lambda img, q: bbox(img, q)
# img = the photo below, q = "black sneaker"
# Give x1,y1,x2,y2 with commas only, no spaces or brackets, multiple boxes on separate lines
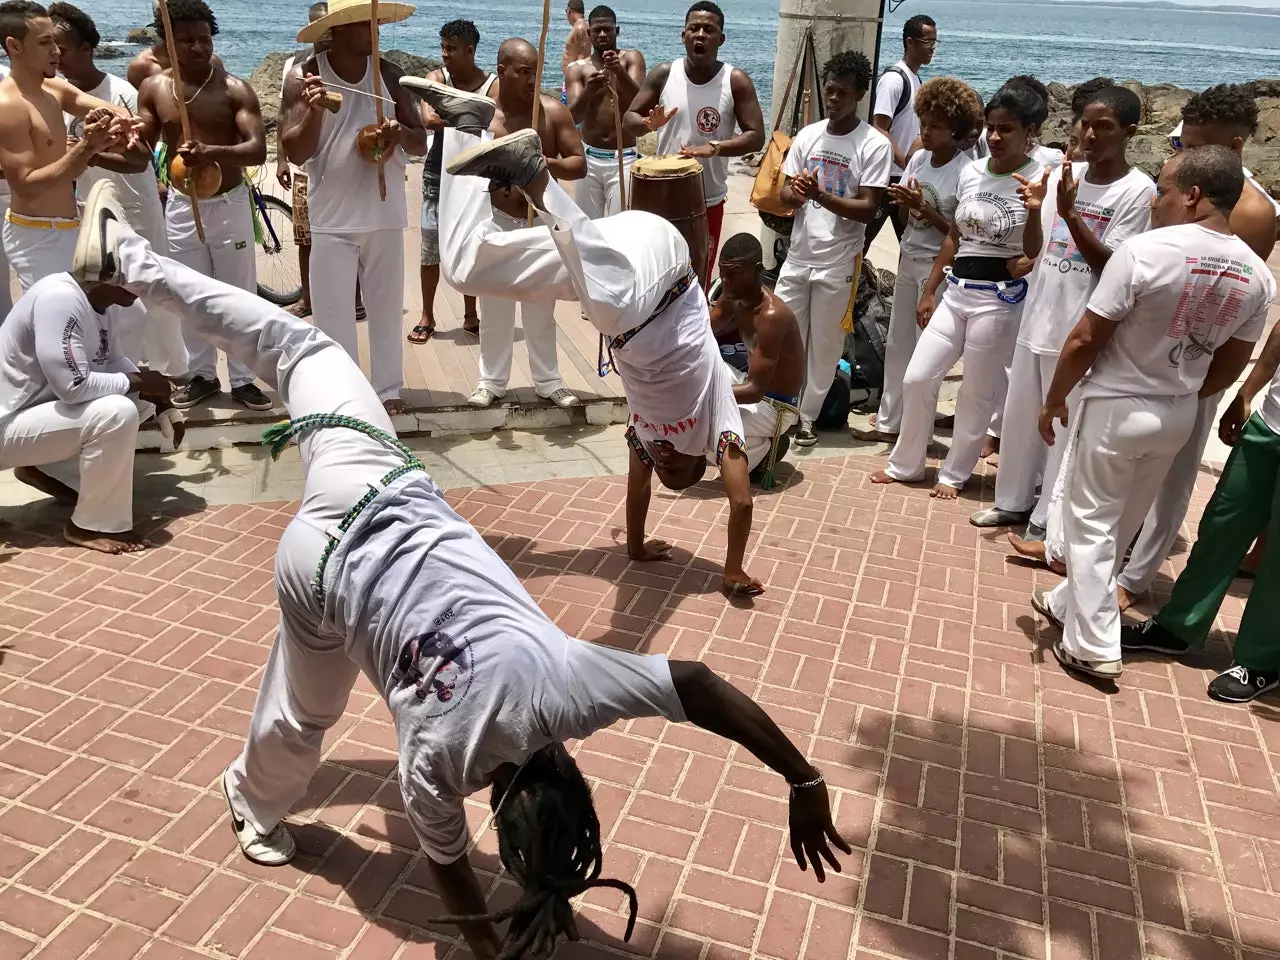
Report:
1207,663,1280,703
398,77,497,134
1120,619,1191,657
795,419,818,447
171,375,221,409
231,383,273,411
445,129,546,189
73,179,128,285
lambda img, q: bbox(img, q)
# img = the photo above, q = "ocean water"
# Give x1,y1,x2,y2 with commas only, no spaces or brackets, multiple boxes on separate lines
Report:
84,0,1280,116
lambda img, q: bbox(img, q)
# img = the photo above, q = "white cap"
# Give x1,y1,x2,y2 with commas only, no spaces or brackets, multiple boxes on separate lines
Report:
1169,120,1183,141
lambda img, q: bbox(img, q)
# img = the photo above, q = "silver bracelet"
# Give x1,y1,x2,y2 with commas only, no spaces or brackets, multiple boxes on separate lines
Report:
789,774,824,792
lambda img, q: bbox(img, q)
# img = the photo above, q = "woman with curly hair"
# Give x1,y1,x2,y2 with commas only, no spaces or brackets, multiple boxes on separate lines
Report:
858,76,982,443
872,78,1048,499
775,49,893,447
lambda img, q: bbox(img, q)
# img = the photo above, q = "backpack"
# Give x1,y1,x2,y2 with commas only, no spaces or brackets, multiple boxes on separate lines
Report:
872,65,912,123
816,261,892,428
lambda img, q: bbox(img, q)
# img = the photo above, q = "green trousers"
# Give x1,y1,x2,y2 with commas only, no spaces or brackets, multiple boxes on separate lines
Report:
1154,413,1280,670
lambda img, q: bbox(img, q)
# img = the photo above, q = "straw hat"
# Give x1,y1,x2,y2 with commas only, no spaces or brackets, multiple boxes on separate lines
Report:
297,0,415,43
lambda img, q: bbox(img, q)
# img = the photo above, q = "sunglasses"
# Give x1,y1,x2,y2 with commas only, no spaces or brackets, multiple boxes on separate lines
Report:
912,37,939,48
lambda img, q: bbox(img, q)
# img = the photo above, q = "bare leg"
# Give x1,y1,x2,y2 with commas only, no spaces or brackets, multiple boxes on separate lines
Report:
410,263,439,343
1117,584,1137,613
14,466,77,505
932,482,961,500
463,294,480,335
285,244,312,318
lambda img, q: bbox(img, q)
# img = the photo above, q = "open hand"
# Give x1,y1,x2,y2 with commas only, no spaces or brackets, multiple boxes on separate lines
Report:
1013,167,1051,212
628,538,673,562
789,778,852,883
789,171,817,201
1039,401,1068,445
887,177,924,212
643,105,677,131
680,142,716,160
1056,159,1079,218
1219,393,1251,446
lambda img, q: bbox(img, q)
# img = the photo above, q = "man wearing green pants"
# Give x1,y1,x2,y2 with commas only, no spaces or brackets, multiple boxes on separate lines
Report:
1122,319,1280,703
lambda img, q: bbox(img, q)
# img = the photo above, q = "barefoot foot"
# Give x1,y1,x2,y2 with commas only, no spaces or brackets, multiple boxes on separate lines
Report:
931,482,960,500
980,435,999,460
851,426,899,443
383,398,408,417
14,466,78,505
1117,585,1137,613
63,521,152,554
1008,532,1067,575
870,469,900,485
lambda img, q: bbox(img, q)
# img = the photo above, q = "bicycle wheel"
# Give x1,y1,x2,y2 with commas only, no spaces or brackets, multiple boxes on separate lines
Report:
254,193,304,306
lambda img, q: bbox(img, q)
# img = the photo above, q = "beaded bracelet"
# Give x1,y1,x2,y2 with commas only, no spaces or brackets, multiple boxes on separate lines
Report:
789,774,825,793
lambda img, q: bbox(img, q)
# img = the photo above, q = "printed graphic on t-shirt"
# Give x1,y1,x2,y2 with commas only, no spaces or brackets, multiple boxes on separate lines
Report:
395,615,474,716
1045,202,1114,273
956,191,1020,246
805,149,854,205
1166,255,1257,367
696,106,722,134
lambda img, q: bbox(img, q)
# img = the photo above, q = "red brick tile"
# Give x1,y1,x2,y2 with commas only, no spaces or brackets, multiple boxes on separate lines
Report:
275,897,366,947
758,892,811,960
0,886,71,937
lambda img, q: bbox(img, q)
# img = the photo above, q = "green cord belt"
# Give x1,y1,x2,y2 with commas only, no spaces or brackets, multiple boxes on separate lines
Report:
759,396,800,490
262,413,425,607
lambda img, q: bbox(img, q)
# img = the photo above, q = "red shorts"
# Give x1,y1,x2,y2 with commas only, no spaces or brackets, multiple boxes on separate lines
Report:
707,199,726,269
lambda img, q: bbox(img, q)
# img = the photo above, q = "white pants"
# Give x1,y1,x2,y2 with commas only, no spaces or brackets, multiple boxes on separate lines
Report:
106,222,406,837
167,186,257,388
1116,393,1220,595
0,194,13,318
727,365,799,470
577,149,637,219
989,359,1010,439
2,216,79,292
773,258,857,423
1045,394,1198,662
310,228,405,402
0,394,139,532
886,281,1023,487
114,190,187,376
477,209,565,396
994,345,1074,528
876,256,936,434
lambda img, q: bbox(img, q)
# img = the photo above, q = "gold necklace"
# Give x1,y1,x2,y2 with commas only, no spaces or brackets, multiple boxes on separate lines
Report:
170,65,215,106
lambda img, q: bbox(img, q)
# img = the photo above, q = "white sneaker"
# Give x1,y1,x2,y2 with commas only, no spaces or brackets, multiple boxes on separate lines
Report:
222,768,296,866
540,387,579,409
468,386,502,408
74,180,128,286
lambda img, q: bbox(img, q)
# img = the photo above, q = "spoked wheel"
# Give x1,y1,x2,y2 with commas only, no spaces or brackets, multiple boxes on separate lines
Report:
254,193,303,306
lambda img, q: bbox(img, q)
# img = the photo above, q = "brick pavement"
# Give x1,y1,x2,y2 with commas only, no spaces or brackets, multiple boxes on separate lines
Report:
1,452,1279,960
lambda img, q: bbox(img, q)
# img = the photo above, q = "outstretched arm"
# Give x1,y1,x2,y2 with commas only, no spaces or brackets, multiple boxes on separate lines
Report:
427,858,501,959
669,660,851,880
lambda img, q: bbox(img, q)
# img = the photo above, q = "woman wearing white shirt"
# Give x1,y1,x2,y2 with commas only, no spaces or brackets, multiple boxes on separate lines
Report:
872,79,1047,498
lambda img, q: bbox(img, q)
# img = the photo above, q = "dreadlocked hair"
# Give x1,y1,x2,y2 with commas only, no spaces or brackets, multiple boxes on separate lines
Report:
433,745,638,959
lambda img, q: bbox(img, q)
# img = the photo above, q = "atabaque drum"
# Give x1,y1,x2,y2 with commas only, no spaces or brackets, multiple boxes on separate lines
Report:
629,155,710,289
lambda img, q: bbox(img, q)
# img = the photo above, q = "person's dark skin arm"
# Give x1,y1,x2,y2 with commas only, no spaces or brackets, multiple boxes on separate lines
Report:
427,858,501,960
622,64,671,138
735,307,782,404
1220,319,1280,444
871,114,909,171
281,65,326,166
180,79,267,168
807,182,884,223
88,132,151,174
544,99,586,181
680,68,763,159
669,660,851,880
1015,168,1048,260
719,446,760,595
917,226,959,327
612,49,646,113
1038,310,1118,444
386,62,428,157
565,60,606,125
1199,336,1257,400
625,445,670,561
888,178,949,233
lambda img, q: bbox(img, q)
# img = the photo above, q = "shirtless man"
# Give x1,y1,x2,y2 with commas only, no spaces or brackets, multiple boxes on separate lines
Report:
409,18,494,344
711,232,803,486
467,37,584,410
564,4,645,218
0,0,144,292
125,0,222,89
560,0,590,103
137,0,273,412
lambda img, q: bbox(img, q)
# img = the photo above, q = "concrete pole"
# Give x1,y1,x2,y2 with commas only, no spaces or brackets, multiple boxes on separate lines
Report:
761,0,886,271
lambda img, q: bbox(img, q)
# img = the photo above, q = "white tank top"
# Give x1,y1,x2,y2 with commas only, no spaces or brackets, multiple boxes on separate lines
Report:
656,59,735,206
305,52,408,234
441,67,497,96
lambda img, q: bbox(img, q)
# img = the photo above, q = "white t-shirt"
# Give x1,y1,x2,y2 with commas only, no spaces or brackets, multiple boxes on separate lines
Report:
0,64,8,201
0,274,134,428
872,60,920,176
1019,164,1155,356
953,157,1043,260
63,73,160,214
783,119,892,269
1083,223,1274,400
1259,366,1280,437
325,477,687,864
1031,145,1065,169
898,149,967,262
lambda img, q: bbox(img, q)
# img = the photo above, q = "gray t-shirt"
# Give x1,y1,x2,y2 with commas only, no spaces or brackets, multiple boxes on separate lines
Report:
324,478,686,863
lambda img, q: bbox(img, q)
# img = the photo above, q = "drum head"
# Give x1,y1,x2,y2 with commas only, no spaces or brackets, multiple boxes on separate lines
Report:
632,154,704,178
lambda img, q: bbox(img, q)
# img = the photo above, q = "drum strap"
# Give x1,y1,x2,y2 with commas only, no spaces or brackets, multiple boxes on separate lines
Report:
597,267,696,377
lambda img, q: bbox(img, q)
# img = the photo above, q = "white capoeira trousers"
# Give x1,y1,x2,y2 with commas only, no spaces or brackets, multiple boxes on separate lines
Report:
773,259,857,423
110,221,407,837
2,215,79,292
725,364,799,470
166,186,258,388
477,208,567,397
0,394,139,532
0,193,14,318
1116,392,1220,596
993,344,1075,528
886,280,1023,488
310,228,405,403
1044,394,1198,662
877,256,937,435
577,148,637,219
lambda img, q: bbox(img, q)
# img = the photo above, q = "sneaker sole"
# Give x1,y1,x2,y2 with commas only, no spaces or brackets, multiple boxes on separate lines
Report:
794,437,818,447
221,770,295,866
233,397,275,412
399,76,496,108
1121,641,1190,658
445,129,541,177
970,511,1031,528
1030,591,1063,630
171,393,219,410
1207,678,1280,704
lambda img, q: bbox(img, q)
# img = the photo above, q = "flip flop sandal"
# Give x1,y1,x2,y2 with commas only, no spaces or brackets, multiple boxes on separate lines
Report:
407,324,435,344
463,314,481,336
